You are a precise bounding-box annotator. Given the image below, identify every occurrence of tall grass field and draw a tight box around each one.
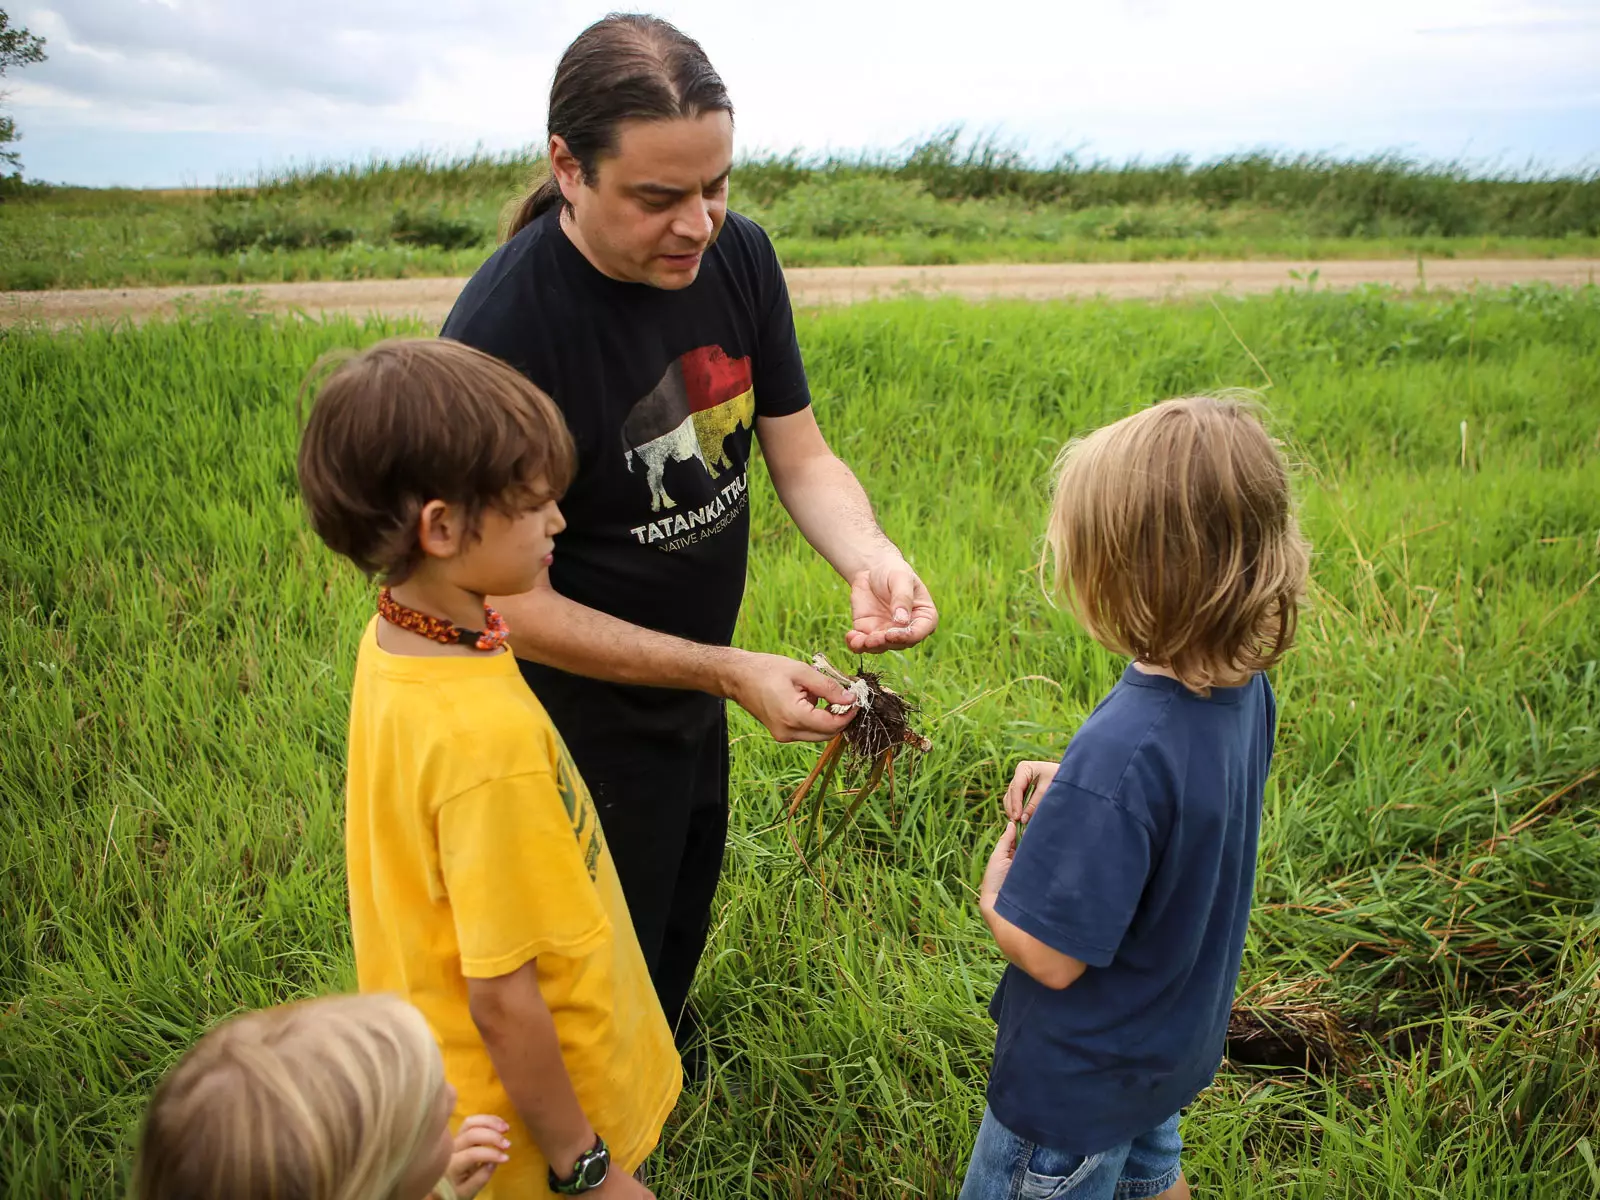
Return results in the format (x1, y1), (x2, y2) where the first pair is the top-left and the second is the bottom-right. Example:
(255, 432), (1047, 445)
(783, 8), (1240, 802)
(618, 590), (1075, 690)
(3, 286), (1599, 1198)
(4, 138), (1600, 290)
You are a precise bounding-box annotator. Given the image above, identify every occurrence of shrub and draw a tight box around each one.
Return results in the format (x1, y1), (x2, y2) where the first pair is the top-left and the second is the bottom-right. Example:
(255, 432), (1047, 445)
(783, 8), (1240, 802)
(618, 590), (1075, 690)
(202, 201), (355, 255)
(765, 176), (991, 240)
(388, 207), (485, 250)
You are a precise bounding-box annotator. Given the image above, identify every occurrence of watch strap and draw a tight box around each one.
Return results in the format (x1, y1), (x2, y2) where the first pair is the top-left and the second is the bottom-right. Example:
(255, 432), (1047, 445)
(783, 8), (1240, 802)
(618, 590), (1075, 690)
(548, 1133), (609, 1195)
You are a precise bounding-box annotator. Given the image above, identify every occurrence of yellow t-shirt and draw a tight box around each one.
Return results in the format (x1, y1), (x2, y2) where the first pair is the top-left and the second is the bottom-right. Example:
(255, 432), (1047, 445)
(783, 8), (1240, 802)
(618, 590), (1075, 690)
(344, 618), (681, 1196)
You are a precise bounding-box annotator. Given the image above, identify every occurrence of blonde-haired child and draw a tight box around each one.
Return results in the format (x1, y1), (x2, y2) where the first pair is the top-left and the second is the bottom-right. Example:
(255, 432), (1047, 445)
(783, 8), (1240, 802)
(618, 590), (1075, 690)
(962, 395), (1310, 1200)
(133, 993), (510, 1200)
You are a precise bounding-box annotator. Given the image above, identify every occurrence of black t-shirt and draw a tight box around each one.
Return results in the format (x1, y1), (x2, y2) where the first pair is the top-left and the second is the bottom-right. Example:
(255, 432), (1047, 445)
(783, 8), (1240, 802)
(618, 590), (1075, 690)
(440, 208), (811, 741)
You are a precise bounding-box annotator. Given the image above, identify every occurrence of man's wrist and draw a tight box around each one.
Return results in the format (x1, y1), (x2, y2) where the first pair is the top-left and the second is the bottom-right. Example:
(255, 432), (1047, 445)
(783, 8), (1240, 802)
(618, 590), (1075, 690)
(701, 644), (748, 702)
(850, 543), (906, 581)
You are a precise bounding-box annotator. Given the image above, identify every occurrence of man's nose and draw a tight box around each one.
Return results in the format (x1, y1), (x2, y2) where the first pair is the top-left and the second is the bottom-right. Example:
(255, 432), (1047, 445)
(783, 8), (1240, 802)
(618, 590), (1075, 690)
(671, 198), (713, 243)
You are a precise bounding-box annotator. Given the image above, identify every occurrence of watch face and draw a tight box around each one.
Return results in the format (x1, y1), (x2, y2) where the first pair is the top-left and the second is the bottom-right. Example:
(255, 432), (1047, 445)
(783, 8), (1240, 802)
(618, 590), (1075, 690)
(581, 1155), (609, 1188)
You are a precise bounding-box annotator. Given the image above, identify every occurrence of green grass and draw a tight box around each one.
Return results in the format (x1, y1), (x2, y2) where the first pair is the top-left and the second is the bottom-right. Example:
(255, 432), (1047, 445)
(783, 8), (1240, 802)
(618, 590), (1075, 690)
(3, 286), (1598, 1198)
(3, 140), (1598, 289)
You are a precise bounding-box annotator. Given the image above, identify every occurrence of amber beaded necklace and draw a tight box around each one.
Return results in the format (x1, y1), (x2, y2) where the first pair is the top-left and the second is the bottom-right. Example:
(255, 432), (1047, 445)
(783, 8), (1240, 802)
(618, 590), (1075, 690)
(377, 588), (509, 653)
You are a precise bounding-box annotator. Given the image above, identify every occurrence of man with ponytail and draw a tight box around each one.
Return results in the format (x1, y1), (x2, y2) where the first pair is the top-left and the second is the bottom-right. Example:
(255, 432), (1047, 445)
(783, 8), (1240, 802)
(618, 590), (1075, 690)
(442, 12), (938, 1060)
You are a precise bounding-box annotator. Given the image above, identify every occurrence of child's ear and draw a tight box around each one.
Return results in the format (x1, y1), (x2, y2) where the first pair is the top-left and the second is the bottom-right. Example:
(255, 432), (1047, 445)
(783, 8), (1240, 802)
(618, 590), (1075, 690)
(416, 500), (461, 559)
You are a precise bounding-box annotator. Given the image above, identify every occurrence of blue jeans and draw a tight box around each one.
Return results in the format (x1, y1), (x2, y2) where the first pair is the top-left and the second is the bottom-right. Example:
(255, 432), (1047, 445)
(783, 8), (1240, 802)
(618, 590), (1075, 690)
(958, 1107), (1183, 1200)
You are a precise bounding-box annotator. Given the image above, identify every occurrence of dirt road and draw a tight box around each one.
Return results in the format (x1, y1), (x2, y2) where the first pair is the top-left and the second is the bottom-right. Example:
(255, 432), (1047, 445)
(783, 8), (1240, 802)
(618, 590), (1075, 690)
(2, 259), (1595, 328)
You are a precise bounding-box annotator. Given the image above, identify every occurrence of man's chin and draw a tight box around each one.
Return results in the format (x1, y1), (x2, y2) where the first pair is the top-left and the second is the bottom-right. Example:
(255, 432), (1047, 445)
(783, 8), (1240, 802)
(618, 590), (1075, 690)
(649, 252), (705, 290)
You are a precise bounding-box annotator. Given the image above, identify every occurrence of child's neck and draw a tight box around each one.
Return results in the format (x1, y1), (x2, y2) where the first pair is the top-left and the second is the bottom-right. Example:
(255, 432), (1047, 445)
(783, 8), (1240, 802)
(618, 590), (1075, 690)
(378, 574), (500, 658)
(1133, 659), (1254, 690)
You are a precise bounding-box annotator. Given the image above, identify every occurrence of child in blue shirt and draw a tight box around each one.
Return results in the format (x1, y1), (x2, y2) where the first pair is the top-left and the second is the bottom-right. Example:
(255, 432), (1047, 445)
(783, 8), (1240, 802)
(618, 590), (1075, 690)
(963, 395), (1311, 1200)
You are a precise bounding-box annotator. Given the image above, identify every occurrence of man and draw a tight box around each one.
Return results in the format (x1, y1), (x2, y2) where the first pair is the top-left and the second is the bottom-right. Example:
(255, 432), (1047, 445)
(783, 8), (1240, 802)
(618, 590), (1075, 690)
(441, 13), (937, 1056)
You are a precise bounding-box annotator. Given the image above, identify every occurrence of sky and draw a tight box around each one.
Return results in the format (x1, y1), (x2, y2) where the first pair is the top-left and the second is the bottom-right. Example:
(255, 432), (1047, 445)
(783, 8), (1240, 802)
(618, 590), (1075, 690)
(4, 0), (1598, 187)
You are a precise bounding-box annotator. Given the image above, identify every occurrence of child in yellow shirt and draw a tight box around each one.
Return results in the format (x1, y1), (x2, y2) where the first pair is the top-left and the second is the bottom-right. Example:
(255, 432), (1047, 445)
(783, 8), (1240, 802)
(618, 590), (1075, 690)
(297, 338), (680, 1198)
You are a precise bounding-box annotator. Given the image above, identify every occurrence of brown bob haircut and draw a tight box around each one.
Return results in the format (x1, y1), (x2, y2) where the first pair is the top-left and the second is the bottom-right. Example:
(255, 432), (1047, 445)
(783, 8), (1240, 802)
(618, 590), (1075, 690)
(1045, 395), (1311, 693)
(297, 338), (575, 585)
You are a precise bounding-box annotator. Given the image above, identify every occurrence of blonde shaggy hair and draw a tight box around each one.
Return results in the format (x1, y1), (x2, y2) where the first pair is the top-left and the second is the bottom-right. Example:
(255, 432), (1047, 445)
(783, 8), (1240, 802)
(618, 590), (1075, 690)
(1045, 394), (1311, 693)
(132, 993), (445, 1200)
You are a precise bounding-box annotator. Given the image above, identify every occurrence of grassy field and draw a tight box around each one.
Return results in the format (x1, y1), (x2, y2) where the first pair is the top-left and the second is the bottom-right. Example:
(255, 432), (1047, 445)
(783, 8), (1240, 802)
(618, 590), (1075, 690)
(3, 141), (1599, 289)
(2, 286), (1599, 1198)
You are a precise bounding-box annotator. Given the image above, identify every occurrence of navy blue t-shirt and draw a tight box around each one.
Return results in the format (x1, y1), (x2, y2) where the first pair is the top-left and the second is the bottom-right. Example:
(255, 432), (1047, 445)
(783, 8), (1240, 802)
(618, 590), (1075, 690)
(987, 664), (1276, 1155)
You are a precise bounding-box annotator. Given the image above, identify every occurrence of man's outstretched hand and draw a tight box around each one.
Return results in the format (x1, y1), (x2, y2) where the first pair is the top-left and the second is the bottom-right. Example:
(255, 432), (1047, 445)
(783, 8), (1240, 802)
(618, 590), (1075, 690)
(847, 557), (938, 654)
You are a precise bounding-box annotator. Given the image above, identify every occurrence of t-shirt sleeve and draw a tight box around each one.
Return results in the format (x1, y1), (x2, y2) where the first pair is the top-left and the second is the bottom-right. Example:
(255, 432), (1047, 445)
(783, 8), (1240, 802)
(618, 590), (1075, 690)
(993, 779), (1154, 969)
(442, 278), (596, 478)
(746, 220), (812, 419)
(437, 771), (609, 979)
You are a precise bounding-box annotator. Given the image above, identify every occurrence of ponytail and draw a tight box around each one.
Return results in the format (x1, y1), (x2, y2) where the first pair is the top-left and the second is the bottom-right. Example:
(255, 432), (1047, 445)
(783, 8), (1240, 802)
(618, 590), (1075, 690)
(504, 175), (563, 240)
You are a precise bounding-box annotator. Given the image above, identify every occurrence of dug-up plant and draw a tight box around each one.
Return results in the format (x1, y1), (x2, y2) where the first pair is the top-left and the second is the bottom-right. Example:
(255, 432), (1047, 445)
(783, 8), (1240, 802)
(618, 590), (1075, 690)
(784, 655), (931, 866)
(1226, 976), (1360, 1074)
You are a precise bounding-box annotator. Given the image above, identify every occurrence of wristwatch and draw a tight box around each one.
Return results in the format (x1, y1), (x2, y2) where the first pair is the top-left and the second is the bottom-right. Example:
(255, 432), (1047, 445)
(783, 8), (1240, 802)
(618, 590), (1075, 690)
(548, 1134), (610, 1195)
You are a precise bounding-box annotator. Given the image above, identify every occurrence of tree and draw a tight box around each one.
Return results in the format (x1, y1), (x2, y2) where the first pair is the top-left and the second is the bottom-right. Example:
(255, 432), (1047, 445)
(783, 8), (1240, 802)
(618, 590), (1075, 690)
(1, 8), (47, 174)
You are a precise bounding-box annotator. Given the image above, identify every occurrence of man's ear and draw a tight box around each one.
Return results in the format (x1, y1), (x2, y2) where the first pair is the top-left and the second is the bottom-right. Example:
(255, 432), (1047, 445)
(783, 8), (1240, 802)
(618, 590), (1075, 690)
(416, 499), (460, 560)
(550, 135), (586, 204)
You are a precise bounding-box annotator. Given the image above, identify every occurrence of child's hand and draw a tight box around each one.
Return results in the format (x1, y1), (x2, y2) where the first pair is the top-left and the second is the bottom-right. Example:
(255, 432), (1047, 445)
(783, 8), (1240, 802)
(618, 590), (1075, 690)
(1003, 760), (1059, 823)
(980, 821), (1019, 909)
(444, 1114), (511, 1199)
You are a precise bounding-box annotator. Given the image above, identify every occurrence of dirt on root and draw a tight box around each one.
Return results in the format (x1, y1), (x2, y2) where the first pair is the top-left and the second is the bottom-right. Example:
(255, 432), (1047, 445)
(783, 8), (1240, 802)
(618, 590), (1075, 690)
(2, 259), (1596, 329)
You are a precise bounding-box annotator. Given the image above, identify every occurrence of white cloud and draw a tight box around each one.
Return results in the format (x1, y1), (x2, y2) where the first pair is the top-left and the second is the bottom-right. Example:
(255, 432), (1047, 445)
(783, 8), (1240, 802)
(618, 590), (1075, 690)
(6, 0), (1598, 184)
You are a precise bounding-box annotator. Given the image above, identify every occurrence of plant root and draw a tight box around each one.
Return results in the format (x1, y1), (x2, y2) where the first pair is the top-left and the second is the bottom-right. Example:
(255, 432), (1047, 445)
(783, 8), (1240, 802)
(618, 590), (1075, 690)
(812, 654), (932, 763)
(783, 656), (933, 867)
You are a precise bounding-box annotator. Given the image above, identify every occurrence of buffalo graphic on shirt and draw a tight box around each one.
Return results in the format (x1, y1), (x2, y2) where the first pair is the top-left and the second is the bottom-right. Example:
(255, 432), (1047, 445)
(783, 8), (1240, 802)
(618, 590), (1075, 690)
(621, 345), (755, 513)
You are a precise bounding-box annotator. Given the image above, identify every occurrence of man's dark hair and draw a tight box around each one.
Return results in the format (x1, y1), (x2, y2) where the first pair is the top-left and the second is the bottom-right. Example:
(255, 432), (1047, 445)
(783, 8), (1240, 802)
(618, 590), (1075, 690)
(506, 12), (732, 238)
(297, 338), (576, 584)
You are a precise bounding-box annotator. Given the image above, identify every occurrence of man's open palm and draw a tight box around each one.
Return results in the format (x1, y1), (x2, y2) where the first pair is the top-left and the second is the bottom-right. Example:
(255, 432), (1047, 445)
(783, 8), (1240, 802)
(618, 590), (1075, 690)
(847, 559), (938, 653)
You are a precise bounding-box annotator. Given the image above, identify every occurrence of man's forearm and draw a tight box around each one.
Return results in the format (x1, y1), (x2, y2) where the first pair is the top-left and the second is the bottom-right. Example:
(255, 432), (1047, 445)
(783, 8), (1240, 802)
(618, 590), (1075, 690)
(491, 575), (858, 743)
(768, 450), (901, 580)
(491, 579), (740, 695)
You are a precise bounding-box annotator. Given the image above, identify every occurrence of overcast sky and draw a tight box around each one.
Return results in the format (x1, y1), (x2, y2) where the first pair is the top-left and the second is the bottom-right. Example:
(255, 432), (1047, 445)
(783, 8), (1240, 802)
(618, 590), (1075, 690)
(5, 0), (1598, 187)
